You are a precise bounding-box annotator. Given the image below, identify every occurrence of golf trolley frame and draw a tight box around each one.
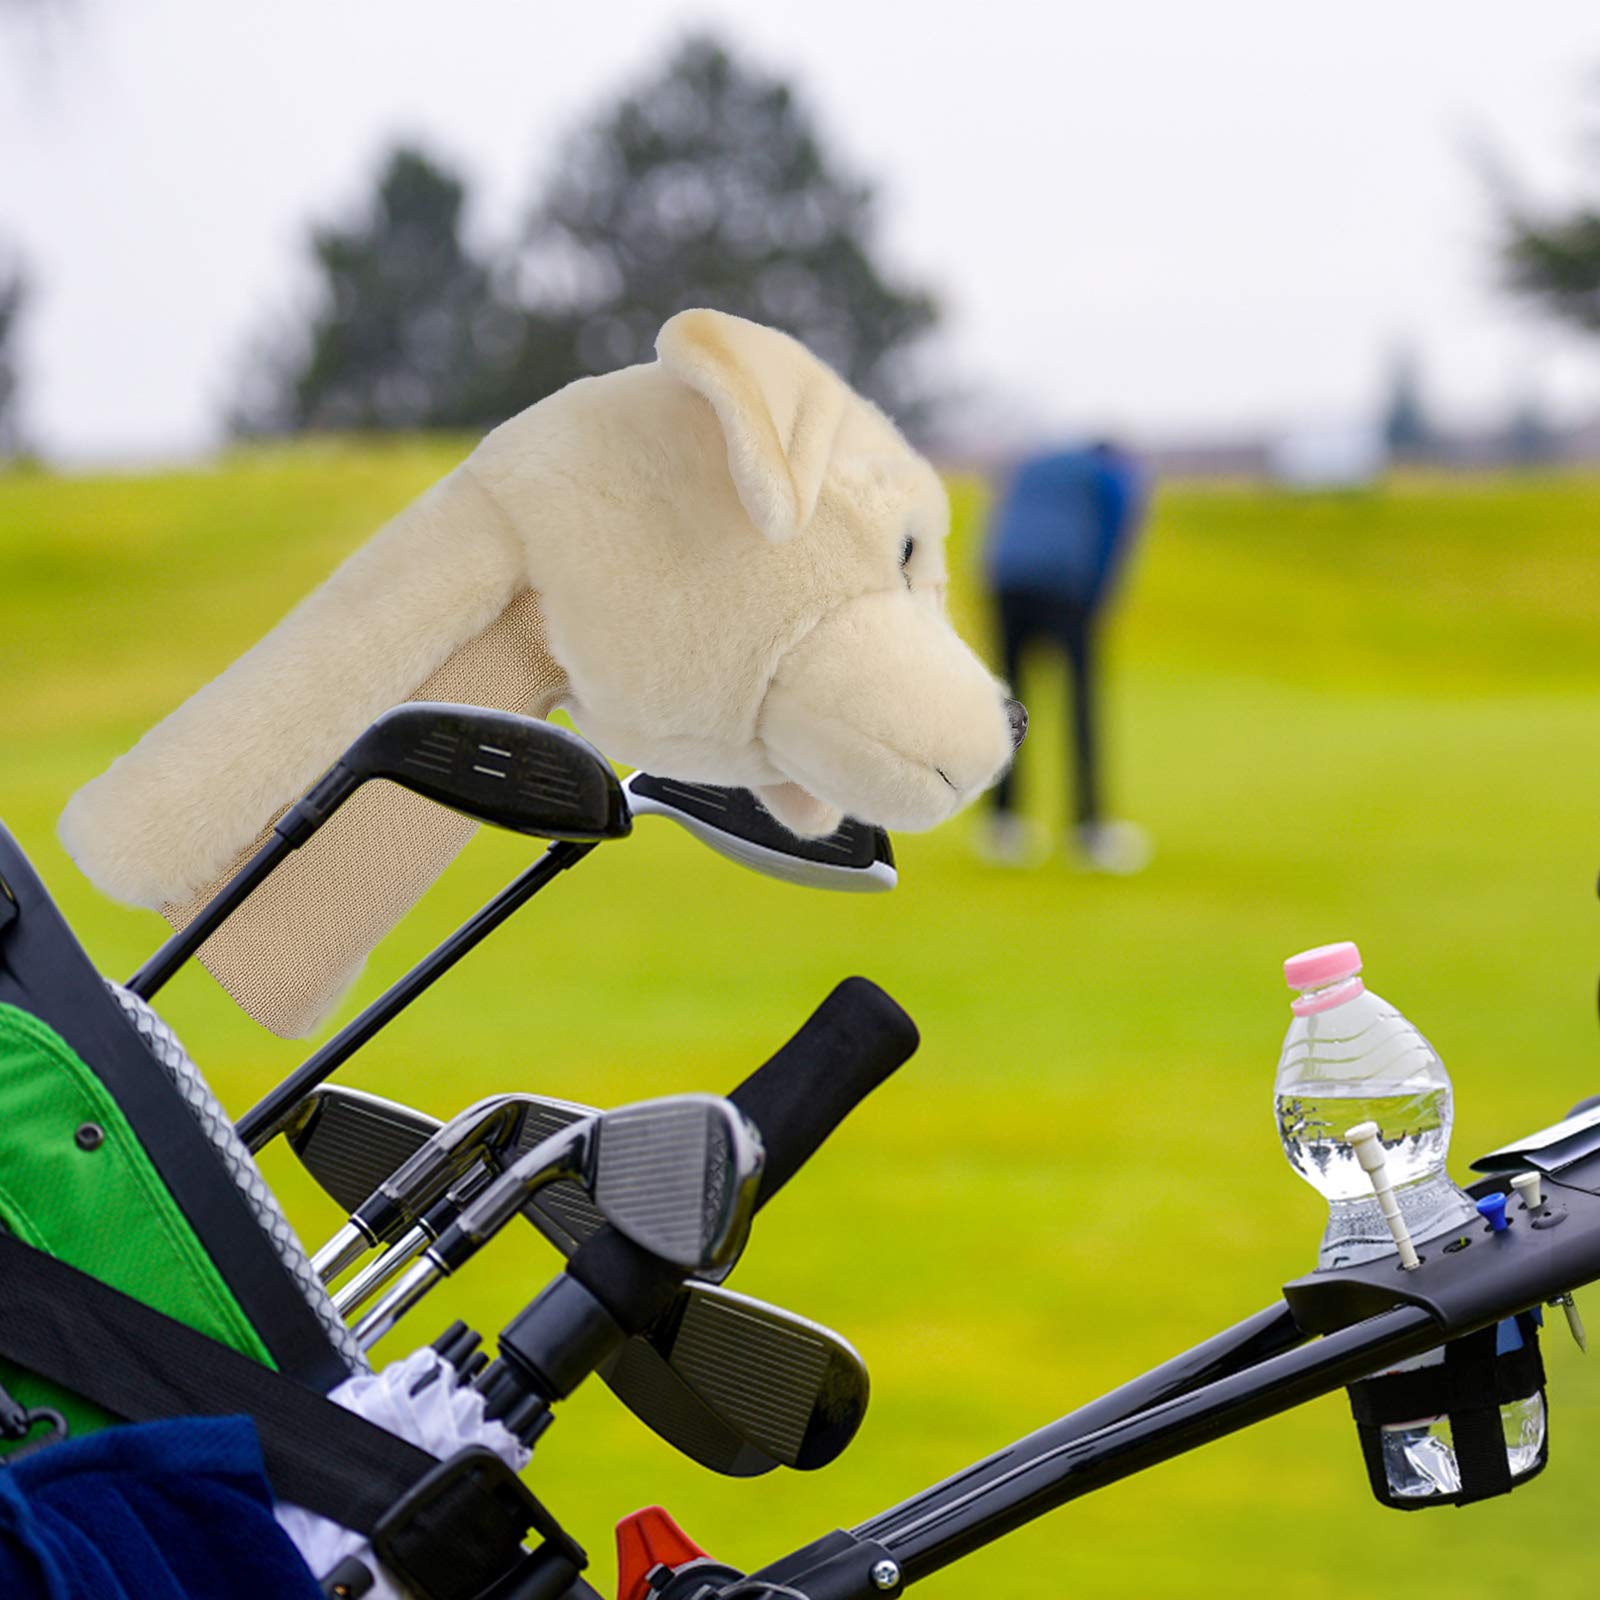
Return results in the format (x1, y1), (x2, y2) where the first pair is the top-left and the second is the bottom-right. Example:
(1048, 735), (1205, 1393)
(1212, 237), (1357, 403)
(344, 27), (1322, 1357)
(504, 1120), (1600, 1600)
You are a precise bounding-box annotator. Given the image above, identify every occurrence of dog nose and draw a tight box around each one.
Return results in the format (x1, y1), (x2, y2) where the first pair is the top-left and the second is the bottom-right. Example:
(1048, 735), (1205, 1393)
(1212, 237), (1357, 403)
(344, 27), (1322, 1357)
(1004, 698), (1028, 750)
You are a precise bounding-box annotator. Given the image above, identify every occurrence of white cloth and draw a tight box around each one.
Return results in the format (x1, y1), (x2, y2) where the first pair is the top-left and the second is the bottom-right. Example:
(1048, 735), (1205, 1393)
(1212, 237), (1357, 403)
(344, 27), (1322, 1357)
(276, 1347), (533, 1599)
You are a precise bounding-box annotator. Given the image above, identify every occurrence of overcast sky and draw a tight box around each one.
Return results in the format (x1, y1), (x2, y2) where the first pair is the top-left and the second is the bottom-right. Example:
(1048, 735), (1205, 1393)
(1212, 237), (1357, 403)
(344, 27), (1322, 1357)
(2, 0), (1598, 463)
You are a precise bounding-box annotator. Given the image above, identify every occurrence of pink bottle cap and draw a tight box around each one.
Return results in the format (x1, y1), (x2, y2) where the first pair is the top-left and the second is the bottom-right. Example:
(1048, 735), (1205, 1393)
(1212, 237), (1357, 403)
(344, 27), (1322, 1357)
(1284, 940), (1364, 1015)
(1284, 941), (1362, 990)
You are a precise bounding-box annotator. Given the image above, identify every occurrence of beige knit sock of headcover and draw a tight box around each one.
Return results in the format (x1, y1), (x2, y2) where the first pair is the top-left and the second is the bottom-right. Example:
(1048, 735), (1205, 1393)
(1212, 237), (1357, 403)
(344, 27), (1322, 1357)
(160, 590), (568, 1038)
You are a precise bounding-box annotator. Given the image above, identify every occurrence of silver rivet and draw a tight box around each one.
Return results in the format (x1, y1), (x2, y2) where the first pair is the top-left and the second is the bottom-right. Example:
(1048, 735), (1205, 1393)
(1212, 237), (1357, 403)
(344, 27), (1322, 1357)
(870, 1560), (901, 1591)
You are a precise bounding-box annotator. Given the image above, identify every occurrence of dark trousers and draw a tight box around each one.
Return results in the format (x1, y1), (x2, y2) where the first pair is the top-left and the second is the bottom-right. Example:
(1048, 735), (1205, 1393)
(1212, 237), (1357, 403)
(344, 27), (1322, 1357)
(992, 587), (1100, 827)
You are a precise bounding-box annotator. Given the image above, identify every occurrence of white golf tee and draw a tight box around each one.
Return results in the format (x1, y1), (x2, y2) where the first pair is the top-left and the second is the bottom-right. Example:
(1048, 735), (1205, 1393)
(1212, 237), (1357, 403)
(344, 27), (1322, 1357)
(1345, 1121), (1421, 1271)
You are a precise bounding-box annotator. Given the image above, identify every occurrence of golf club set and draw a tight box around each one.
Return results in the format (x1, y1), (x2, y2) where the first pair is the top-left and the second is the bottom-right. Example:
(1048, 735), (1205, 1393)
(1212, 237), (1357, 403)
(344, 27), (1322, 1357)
(114, 700), (896, 1444)
(103, 701), (905, 1592)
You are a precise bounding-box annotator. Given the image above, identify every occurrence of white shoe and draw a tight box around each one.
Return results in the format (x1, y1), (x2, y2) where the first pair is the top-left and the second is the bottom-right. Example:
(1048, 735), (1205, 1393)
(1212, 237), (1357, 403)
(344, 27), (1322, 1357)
(976, 814), (1046, 867)
(1074, 820), (1151, 875)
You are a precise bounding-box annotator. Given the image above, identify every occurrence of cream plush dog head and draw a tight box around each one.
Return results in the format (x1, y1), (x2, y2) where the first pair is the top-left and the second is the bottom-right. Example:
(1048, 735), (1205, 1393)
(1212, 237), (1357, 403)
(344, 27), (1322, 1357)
(474, 309), (1021, 837)
(63, 310), (1022, 1035)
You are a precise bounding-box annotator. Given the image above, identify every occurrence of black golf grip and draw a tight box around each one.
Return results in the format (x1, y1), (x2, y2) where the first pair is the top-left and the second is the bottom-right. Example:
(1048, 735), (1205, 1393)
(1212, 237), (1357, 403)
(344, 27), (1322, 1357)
(570, 977), (918, 1334)
(728, 975), (919, 1205)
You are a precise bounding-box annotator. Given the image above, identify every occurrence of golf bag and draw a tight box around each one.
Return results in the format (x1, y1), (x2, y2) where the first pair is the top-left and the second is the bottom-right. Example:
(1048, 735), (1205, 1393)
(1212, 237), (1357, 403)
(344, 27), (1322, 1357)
(0, 821), (574, 1599)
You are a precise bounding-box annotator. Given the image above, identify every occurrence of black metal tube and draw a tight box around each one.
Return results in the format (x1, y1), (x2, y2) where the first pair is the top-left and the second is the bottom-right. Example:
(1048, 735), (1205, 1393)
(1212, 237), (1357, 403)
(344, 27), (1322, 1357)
(788, 1298), (1298, 1589)
(126, 831), (293, 1000)
(858, 1304), (1438, 1583)
(1019, 1301), (1304, 1449)
(235, 839), (596, 1150)
(848, 1301), (1300, 1563)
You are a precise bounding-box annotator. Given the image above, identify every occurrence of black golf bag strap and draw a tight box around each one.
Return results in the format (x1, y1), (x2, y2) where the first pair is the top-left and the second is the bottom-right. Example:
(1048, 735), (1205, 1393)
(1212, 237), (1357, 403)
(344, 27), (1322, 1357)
(0, 1236), (557, 1598)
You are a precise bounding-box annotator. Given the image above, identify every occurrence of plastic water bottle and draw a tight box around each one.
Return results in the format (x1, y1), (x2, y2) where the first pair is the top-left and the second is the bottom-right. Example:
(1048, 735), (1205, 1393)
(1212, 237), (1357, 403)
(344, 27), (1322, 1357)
(1274, 940), (1477, 1271)
(1275, 940), (1545, 1502)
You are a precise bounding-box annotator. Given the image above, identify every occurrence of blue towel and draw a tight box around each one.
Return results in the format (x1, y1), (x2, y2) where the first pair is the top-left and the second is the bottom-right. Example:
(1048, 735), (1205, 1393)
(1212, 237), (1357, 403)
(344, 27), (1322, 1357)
(0, 1416), (322, 1599)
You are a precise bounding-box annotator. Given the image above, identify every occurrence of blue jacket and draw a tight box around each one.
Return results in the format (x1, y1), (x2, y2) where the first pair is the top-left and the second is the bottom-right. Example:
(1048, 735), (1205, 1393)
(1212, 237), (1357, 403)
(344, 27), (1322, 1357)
(987, 445), (1145, 607)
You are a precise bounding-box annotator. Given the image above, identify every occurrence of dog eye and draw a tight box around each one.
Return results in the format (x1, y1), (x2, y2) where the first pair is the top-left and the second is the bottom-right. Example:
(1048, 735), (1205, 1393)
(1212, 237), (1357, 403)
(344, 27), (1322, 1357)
(899, 536), (915, 573)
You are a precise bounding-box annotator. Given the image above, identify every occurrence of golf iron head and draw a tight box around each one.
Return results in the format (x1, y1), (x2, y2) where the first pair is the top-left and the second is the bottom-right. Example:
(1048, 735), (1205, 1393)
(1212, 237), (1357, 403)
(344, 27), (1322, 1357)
(352, 1094), (764, 1349)
(623, 773), (895, 892)
(598, 1282), (871, 1475)
(310, 1091), (543, 1283)
(292, 1085), (864, 1472)
(289, 1086), (627, 1275)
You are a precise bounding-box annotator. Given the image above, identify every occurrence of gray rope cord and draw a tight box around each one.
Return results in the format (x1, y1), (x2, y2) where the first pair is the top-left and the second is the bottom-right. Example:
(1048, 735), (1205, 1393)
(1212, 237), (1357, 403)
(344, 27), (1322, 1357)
(106, 984), (370, 1377)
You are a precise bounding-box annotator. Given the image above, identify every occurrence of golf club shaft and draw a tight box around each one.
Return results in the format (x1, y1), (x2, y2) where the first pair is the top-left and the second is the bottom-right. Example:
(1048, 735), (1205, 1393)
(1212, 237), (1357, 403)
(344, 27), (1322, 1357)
(335, 1225), (432, 1316)
(329, 1187), (483, 1309)
(353, 1254), (445, 1349)
(235, 838), (596, 1151)
(350, 1130), (590, 1345)
(127, 831), (294, 1000)
(312, 1221), (373, 1284)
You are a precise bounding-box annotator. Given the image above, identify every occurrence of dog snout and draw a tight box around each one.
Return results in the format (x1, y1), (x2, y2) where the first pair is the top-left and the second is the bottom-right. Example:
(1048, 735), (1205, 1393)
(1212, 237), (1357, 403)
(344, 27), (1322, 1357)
(1004, 698), (1028, 750)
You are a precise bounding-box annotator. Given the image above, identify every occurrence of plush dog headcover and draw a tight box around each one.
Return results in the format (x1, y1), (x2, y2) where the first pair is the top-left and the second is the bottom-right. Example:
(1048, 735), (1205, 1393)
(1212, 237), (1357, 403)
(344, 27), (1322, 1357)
(62, 310), (1016, 1036)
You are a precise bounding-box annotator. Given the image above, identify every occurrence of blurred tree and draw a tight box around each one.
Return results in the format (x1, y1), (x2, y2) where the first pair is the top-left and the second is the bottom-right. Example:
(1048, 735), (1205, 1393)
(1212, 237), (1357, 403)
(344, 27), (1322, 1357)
(232, 145), (519, 435)
(1502, 210), (1600, 336)
(237, 36), (939, 438)
(1379, 345), (1433, 457)
(0, 258), (24, 460)
(1495, 87), (1600, 337)
(1, 0), (57, 464)
(500, 34), (940, 429)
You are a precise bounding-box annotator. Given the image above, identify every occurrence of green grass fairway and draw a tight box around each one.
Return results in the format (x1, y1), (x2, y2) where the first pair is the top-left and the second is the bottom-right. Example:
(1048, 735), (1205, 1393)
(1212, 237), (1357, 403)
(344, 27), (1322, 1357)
(3, 446), (1599, 1597)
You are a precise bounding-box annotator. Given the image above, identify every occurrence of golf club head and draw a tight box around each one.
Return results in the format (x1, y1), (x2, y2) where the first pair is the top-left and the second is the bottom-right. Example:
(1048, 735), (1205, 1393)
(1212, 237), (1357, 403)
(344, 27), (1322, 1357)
(598, 1284), (870, 1475)
(290, 1086), (610, 1258)
(288, 1086), (857, 1472)
(338, 702), (630, 842)
(590, 1095), (764, 1273)
(286, 1087), (439, 1211)
(623, 773), (895, 892)
(128, 705), (629, 1003)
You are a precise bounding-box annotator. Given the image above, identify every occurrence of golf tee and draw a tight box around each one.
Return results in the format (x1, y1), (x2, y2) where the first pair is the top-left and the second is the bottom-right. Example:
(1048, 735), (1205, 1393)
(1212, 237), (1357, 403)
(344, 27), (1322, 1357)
(1558, 1294), (1587, 1355)
(1345, 1121), (1420, 1271)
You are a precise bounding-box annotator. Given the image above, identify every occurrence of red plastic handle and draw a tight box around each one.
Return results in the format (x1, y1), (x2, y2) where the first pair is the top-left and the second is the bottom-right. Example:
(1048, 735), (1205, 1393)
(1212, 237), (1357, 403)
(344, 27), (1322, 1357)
(615, 1505), (709, 1600)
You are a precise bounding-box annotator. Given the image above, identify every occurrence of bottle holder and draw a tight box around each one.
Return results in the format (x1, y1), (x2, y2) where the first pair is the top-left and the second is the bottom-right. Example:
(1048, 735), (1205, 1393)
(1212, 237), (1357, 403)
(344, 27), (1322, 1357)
(1345, 1312), (1547, 1509)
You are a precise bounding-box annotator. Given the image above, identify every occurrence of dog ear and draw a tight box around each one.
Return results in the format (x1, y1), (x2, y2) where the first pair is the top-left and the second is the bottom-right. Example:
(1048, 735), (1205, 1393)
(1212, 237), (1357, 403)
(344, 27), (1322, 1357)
(656, 309), (848, 543)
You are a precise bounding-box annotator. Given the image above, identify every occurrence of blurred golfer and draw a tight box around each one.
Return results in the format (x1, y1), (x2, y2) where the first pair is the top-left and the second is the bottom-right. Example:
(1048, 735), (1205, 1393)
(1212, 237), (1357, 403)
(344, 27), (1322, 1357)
(982, 440), (1150, 872)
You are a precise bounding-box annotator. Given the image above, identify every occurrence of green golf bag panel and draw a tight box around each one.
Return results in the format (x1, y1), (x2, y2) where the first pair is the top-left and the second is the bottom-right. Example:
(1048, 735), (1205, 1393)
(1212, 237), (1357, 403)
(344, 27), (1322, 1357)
(0, 1001), (272, 1440)
(0, 821), (357, 1421)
